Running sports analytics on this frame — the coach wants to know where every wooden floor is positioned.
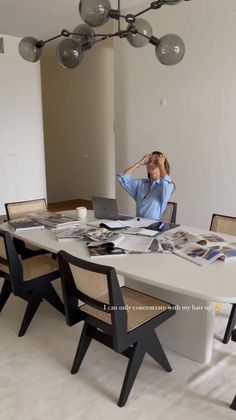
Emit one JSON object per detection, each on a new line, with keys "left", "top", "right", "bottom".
{"left": 0, "top": 199, "right": 92, "bottom": 223}
{"left": 48, "top": 198, "right": 92, "bottom": 212}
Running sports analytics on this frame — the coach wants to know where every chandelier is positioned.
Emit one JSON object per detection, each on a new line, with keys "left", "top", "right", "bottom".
{"left": 18, "top": 0, "right": 192, "bottom": 69}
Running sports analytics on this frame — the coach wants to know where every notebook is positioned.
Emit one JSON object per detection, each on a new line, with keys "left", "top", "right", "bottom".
{"left": 91, "top": 196, "right": 133, "bottom": 221}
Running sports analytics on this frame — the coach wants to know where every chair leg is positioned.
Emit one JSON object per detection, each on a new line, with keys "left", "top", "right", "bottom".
{"left": 0, "top": 279, "right": 11, "bottom": 312}
{"left": 71, "top": 323, "right": 92, "bottom": 374}
{"left": 147, "top": 330, "right": 172, "bottom": 372}
{"left": 118, "top": 342, "right": 146, "bottom": 407}
{"left": 223, "top": 304, "right": 236, "bottom": 344}
{"left": 18, "top": 294, "right": 42, "bottom": 337}
{"left": 41, "top": 283, "right": 64, "bottom": 315}
{"left": 231, "top": 395, "right": 236, "bottom": 410}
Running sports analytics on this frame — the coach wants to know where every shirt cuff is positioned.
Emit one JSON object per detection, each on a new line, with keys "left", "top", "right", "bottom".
{"left": 117, "top": 173, "right": 131, "bottom": 179}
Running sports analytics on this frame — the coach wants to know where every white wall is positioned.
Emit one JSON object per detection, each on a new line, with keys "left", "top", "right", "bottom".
{"left": 0, "top": 34, "right": 47, "bottom": 214}
{"left": 41, "top": 44, "right": 115, "bottom": 202}
{"left": 114, "top": 0, "right": 236, "bottom": 228}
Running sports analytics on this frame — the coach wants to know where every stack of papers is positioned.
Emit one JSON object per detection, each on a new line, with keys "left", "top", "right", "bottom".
{"left": 28, "top": 211, "right": 80, "bottom": 228}
{"left": 8, "top": 218, "right": 45, "bottom": 231}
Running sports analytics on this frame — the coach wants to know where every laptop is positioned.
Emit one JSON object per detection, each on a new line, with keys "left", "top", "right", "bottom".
{"left": 91, "top": 196, "right": 133, "bottom": 221}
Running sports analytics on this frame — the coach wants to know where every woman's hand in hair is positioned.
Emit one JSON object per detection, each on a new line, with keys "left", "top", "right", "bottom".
{"left": 122, "top": 154, "right": 151, "bottom": 176}
{"left": 157, "top": 153, "right": 166, "bottom": 168}
{"left": 138, "top": 154, "right": 152, "bottom": 166}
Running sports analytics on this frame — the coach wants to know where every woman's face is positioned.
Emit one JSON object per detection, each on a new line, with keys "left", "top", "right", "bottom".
{"left": 147, "top": 154, "right": 161, "bottom": 176}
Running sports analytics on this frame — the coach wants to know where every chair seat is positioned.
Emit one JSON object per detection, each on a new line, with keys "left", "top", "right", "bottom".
{"left": 22, "top": 255, "right": 59, "bottom": 281}
{"left": 80, "top": 286, "right": 171, "bottom": 332}
{"left": 0, "top": 255, "right": 58, "bottom": 280}
{"left": 0, "top": 263, "right": 10, "bottom": 275}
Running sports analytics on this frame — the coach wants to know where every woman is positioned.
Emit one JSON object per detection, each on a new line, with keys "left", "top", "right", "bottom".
{"left": 117, "top": 151, "right": 174, "bottom": 219}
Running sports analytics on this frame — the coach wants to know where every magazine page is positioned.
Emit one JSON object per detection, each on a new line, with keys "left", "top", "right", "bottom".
{"left": 174, "top": 243, "right": 224, "bottom": 266}
{"left": 218, "top": 245, "right": 236, "bottom": 261}
{"left": 164, "top": 230, "right": 205, "bottom": 249}
{"left": 87, "top": 233, "right": 126, "bottom": 248}
{"left": 55, "top": 227, "right": 93, "bottom": 241}
{"left": 199, "top": 233, "right": 226, "bottom": 244}
{"left": 88, "top": 244, "right": 127, "bottom": 258}
{"left": 8, "top": 218, "right": 45, "bottom": 231}
{"left": 116, "top": 235, "right": 154, "bottom": 253}
{"left": 85, "top": 228, "right": 125, "bottom": 243}
{"left": 28, "top": 211, "right": 80, "bottom": 227}
{"left": 55, "top": 227, "right": 125, "bottom": 243}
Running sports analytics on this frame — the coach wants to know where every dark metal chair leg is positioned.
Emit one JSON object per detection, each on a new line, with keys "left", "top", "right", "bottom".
{"left": 71, "top": 323, "right": 92, "bottom": 374}
{"left": 0, "top": 280, "right": 11, "bottom": 312}
{"left": 147, "top": 330, "right": 172, "bottom": 372}
{"left": 18, "top": 294, "right": 42, "bottom": 337}
{"left": 231, "top": 395, "right": 236, "bottom": 410}
{"left": 223, "top": 304, "right": 236, "bottom": 344}
{"left": 42, "top": 283, "right": 64, "bottom": 315}
{"left": 118, "top": 342, "right": 145, "bottom": 407}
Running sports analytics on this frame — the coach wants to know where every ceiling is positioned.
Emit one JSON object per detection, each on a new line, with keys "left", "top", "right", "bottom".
{"left": 0, "top": 0, "right": 146, "bottom": 39}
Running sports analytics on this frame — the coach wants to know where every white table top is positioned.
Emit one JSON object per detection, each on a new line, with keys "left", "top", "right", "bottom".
{"left": 1, "top": 211, "right": 236, "bottom": 303}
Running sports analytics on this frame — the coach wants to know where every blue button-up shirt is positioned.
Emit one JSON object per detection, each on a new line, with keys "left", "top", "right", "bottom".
{"left": 117, "top": 173, "right": 174, "bottom": 219}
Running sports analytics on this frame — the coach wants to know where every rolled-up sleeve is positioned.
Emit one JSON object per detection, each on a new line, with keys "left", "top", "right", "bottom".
{"left": 117, "top": 174, "right": 140, "bottom": 200}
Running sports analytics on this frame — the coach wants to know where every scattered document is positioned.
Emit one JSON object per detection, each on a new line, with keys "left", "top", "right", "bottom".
{"left": 87, "top": 219, "right": 127, "bottom": 229}
{"left": 8, "top": 218, "right": 45, "bottom": 231}
{"left": 28, "top": 211, "right": 80, "bottom": 228}
{"left": 116, "top": 235, "right": 154, "bottom": 253}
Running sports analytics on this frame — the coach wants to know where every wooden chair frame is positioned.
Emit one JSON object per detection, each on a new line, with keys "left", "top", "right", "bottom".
{"left": 5, "top": 199, "right": 48, "bottom": 259}
{"left": 161, "top": 201, "right": 177, "bottom": 224}
{"left": 58, "top": 250, "right": 175, "bottom": 407}
{"left": 0, "top": 230, "right": 64, "bottom": 336}
{"left": 210, "top": 213, "right": 236, "bottom": 344}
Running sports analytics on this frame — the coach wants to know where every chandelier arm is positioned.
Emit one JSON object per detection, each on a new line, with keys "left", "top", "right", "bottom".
{"left": 133, "top": 7, "right": 152, "bottom": 18}
{"left": 94, "top": 31, "right": 129, "bottom": 44}
{"left": 36, "top": 32, "right": 65, "bottom": 48}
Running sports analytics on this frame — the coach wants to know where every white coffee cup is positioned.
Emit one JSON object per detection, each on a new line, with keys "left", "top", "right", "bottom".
{"left": 76, "top": 206, "right": 87, "bottom": 220}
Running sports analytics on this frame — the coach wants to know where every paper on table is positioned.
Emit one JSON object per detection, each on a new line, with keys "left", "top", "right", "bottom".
{"left": 139, "top": 228, "right": 158, "bottom": 237}
{"left": 87, "top": 234, "right": 126, "bottom": 248}
{"left": 87, "top": 219, "right": 127, "bottom": 229}
{"left": 124, "top": 218, "right": 157, "bottom": 228}
{"left": 117, "top": 235, "right": 154, "bottom": 252}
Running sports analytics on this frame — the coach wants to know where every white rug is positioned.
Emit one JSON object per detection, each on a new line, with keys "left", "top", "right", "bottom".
{"left": 0, "top": 290, "right": 235, "bottom": 420}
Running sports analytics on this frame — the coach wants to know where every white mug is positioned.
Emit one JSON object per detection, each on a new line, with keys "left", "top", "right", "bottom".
{"left": 76, "top": 206, "right": 87, "bottom": 220}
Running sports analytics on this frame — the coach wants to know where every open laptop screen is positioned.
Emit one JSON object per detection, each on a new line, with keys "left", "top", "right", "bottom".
{"left": 91, "top": 196, "right": 133, "bottom": 221}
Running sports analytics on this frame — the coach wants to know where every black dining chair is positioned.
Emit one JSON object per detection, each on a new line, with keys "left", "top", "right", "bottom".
{"left": 5, "top": 199, "right": 49, "bottom": 259}
{"left": 160, "top": 201, "right": 177, "bottom": 224}
{"left": 210, "top": 213, "right": 236, "bottom": 344}
{"left": 58, "top": 250, "right": 176, "bottom": 407}
{"left": 230, "top": 329, "right": 236, "bottom": 410}
{"left": 0, "top": 230, "right": 64, "bottom": 336}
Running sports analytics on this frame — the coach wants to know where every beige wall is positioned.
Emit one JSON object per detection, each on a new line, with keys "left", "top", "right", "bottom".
{"left": 41, "top": 44, "right": 115, "bottom": 203}
{"left": 0, "top": 34, "right": 47, "bottom": 215}
{"left": 114, "top": 0, "right": 236, "bottom": 228}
